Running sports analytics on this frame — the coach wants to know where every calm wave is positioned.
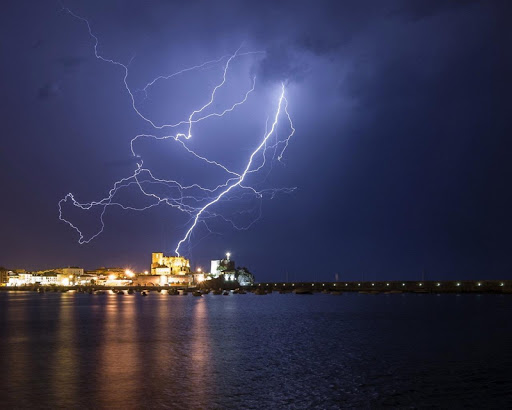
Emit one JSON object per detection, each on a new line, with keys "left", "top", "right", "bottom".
{"left": 1, "top": 291, "right": 511, "bottom": 408}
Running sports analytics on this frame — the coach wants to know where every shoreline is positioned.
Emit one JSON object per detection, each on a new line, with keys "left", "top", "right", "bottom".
{"left": 1, "top": 279, "right": 511, "bottom": 294}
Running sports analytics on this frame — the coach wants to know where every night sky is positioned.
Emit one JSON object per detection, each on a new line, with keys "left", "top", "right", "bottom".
{"left": 1, "top": 0, "right": 511, "bottom": 282}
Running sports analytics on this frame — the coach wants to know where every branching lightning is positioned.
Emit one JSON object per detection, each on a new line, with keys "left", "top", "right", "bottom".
{"left": 58, "top": 6, "right": 296, "bottom": 256}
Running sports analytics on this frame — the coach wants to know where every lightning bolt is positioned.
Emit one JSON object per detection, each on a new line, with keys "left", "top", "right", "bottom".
{"left": 58, "top": 6, "right": 296, "bottom": 256}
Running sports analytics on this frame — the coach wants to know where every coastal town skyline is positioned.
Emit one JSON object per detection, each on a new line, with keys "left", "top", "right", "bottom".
{"left": 1, "top": 251, "right": 256, "bottom": 287}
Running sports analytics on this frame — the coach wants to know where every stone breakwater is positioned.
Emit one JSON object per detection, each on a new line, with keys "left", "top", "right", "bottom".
{"left": 254, "top": 280, "right": 512, "bottom": 294}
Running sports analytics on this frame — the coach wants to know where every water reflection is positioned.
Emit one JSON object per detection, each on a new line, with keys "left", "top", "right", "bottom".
{"left": 97, "top": 294, "right": 140, "bottom": 408}
{"left": 3, "top": 293, "right": 30, "bottom": 407}
{"left": 1, "top": 292, "right": 511, "bottom": 408}
{"left": 52, "top": 294, "right": 78, "bottom": 406}
{"left": 189, "top": 299, "right": 213, "bottom": 405}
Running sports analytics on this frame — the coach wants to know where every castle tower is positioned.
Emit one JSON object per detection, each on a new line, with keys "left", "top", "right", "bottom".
{"left": 152, "top": 252, "right": 163, "bottom": 269}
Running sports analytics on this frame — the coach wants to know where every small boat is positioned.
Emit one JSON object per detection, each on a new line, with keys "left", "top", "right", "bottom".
{"left": 192, "top": 291, "right": 202, "bottom": 297}
{"left": 293, "top": 288, "right": 312, "bottom": 295}
{"left": 141, "top": 291, "right": 148, "bottom": 296}
{"left": 127, "top": 289, "right": 134, "bottom": 295}
{"left": 213, "top": 289, "right": 222, "bottom": 295}
{"left": 238, "top": 290, "right": 247, "bottom": 294}
{"left": 223, "top": 291, "right": 230, "bottom": 296}
{"left": 254, "top": 289, "right": 267, "bottom": 295}
{"left": 117, "top": 290, "right": 124, "bottom": 295}
{"left": 168, "top": 289, "right": 179, "bottom": 295}
{"left": 95, "top": 290, "right": 107, "bottom": 295}
{"left": 232, "top": 289, "right": 240, "bottom": 294}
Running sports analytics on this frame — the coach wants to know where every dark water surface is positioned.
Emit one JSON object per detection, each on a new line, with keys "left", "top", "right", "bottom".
{"left": 1, "top": 291, "right": 511, "bottom": 409}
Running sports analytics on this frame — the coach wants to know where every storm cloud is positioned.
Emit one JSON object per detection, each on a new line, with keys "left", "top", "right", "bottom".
{"left": 0, "top": 0, "right": 510, "bottom": 280}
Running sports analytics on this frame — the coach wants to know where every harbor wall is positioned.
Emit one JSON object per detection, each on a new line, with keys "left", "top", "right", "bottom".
{"left": 254, "top": 280, "right": 512, "bottom": 294}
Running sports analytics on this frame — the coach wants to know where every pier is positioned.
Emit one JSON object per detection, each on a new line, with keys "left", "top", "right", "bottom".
{"left": 254, "top": 280, "right": 512, "bottom": 294}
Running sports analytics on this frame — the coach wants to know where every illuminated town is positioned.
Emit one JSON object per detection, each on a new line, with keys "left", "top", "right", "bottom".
{"left": 0, "top": 252, "right": 254, "bottom": 288}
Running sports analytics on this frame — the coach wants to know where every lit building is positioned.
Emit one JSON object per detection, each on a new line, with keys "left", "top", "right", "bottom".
{"left": 207, "top": 252, "right": 254, "bottom": 286}
{"left": 76, "top": 274, "right": 97, "bottom": 285}
{"left": 62, "top": 267, "right": 84, "bottom": 278}
{"left": 210, "top": 260, "right": 222, "bottom": 277}
{"left": 150, "top": 252, "right": 193, "bottom": 285}
{"left": 7, "top": 272, "right": 25, "bottom": 286}
{"left": 151, "top": 253, "right": 191, "bottom": 274}
{"left": 82, "top": 268, "right": 134, "bottom": 286}
{"left": 210, "top": 252, "right": 235, "bottom": 279}
{"left": 0, "top": 268, "right": 9, "bottom": 285}
{"left": 7, "top": 272, "right": 59, "bottom": 286}
{"left": 86, "top": 267, "right": 125, "bottom": 277}
{"left": 31, "top": 267, "right": 85, "bottom": 286}
{"left": 33, "top": 273, "right": 59, "bottom": 285}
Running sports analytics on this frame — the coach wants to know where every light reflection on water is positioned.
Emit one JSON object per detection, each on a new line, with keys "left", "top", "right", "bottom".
{"left": 4, "top": 294, "right": 30, "bottom": 408}
{"left": 53, "top": 296, "right": 78, "bottom": 406}
{"left": 0, "top": 291, "right": 511, "bottom": 408}
{"left": 96, "top": 296, "right": 140, "bottom": 408}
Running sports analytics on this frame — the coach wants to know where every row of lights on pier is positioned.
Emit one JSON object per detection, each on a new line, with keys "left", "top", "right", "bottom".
{"left": 260, "top": 282, "right": 505, "bottom": 287}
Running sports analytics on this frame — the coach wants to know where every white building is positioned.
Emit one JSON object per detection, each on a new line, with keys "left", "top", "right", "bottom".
{"left": 7, "top": 272, "right": 59, "bottom": 286}
{"left": 33, "top": 273, "right": 58, "bottom": 285}
{"left": 210, "top": 260, "right": 221, "bottom": 277}
{"left": 7, "top": 273, "right": 24, "bottom": 286}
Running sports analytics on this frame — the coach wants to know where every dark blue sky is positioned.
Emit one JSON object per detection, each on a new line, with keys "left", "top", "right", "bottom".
{"left": 0, "top": 0, "right": 510, "bottom": 281}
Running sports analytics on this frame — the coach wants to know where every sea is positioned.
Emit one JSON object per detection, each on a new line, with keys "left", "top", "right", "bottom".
{"left": 0, "top": 291, "right": 511, "bottom": 409}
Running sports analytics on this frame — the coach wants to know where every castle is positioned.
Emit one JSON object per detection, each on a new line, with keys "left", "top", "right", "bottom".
{"left": 149, "top": 252, "right": 193, "bottom": 285}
